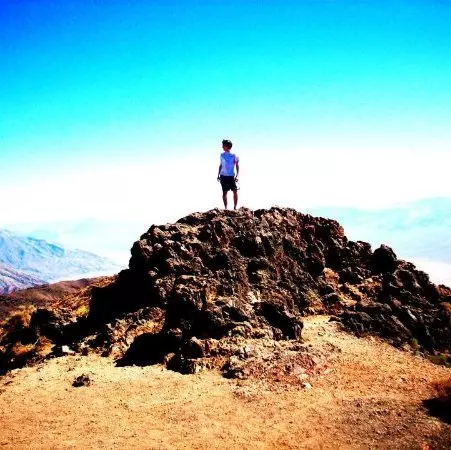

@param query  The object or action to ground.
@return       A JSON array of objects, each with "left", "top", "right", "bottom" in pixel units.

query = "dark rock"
[
  {"left": 341, "top": 303, "right": 415, "bottom": 346},
  {"left": 339, "top": 267, "right": 364, "bottom": 285},
  {"left": 323, "top": 293, "right": 343, "bottom": 306},
  {"left": 29, "top": 309, "right": 65, "bottom": 341},
  {"left": 233, "top": 233, "right": 265, "bottom": 258},
  {"left": 371, "top": 245, "right": 398, "bottom": 274},
  {"left": 166, "top": 354, "right": 199, "bottom": 374},
  {"left": 222, "top": 356, "right": 247, "bottom": 379},
  {"left": 257, "top": 302, "right": 303, "bottom": 340},
  {"left": 116, "top": 332, "right": 173, "bottom": 366},
  {"left": 72, "top": 374, "right": 91, "bottom": 387},
  {"left": 182, "top": 337, "right": 205, "bottom": 359},
  {"left": 306, "top": 255, "right": 325, "bottom": 278},
  {"left": 319, "top": 284, "right": 336, "bottom": 295}
]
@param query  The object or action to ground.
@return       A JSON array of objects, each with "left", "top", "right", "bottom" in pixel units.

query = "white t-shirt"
[{"left": 220, "top": 152, "right": 239, "bottom": 176}]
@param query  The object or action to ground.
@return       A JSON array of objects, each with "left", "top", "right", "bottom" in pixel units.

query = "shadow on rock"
[{"left": 116, "top": 330, "right": 180, "bottom": 367}]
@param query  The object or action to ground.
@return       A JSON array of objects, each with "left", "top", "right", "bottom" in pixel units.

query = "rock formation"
[{"left": 1, "top": 207, "right": 450, "bottom": 375}]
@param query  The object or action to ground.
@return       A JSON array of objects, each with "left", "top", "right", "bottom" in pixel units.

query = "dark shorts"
[{"left": 220, "top": 175, "right": 237, "bottom": 192}]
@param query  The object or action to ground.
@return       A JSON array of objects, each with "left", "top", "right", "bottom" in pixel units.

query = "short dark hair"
[{"left": 222, "top": 139, "right": 233, "bottom": 149}]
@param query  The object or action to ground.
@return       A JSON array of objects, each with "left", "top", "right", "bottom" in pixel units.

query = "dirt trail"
[{"left": 0, "top": 317, "right": 449, "bottom": 449}]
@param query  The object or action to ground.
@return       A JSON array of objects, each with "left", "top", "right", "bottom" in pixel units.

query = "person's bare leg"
[
  {"left": 223, "top": 191, "right": 228, "bottom": 209},
  {"left": 233, "top": 190, "right": 238, "bottom": 210}
]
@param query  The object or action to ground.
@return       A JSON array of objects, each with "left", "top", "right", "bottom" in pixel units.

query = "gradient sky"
[{"left": 1, "top": 0, "right": 451, "bottom": 227}]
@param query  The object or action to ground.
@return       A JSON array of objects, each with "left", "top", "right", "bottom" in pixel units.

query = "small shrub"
[
  {"left": 74, "top": 304, "right": 89, "bottom": 317},
  {"left": 1, "top": 306, "right": 36, "bottom": 334}
]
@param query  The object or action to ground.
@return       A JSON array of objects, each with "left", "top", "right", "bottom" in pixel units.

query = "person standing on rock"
[{"left": 217, "top": 139, "right": 240, "bottom": 210}]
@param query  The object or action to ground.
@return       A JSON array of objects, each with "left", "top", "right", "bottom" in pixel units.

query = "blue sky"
[
  {"left": 2, "top": 0, "right": 451, "bottom": 174},
  {"left": 1, "top": 1, "right": 451, "bottom": 275}
]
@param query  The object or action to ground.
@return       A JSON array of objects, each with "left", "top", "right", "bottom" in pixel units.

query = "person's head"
[{"left": 222, "top": 139, "right": 233, "bottom": 151}]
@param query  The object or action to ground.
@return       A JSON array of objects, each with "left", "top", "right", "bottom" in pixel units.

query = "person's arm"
[
  {"left": 217, "top": 164, "right": 222, "bottom": 180},
  {"left": 235, "top": 160, "right": 240, "bottom": 181}
]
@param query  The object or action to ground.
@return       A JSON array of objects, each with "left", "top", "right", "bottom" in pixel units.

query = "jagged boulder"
[
  {"left": 89, "top": 208, "right": 347, "bottom": 368},
  {"left": 1, "top": 207, "right": 450, "bottom": 375},
  {"left": 371, "top": 244, "right": 398, "bottom": 274}
]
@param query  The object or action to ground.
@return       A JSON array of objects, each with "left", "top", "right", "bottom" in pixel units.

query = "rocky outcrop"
[
  {"left": 0, "top": 277, "right": 112, "bottom": 322},
  {"left": 1, "top": 207, "right": 450, "bottom": 375}
]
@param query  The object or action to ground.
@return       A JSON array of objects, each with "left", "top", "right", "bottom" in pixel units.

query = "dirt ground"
[{"left": 0, "top": 316, "right": 450, "bottom": 449}]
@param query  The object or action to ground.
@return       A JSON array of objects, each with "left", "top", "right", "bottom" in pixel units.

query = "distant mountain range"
[{"left": 0, "top": 229, "right": 122, "bottom": 294}]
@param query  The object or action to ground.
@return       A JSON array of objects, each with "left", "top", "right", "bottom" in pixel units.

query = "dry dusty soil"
[{"left": 0, "top": 316, "right": 450, "bottom": 449}]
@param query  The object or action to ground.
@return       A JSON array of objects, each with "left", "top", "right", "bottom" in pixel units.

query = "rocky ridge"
[
  {"left": 0, "top": 276, "right": 114, "bottom": 323},
  {"left": 1, "top": 207, "right": 450, "bottom": 375}
]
